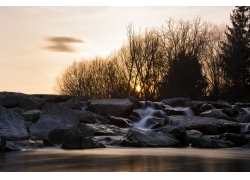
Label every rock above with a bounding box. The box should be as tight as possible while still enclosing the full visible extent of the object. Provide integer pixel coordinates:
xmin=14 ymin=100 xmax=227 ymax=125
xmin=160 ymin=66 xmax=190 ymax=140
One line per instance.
xmin=127 ymin=115 xmax=140 ymax=122
xmin=119 ymin=128 xmax=180 ymax=147
xmin=86 ymin=99 xmax=134 ymax=117
xmin=163 ymin=107 xmax=193 ymax=116
xmin=74 ymin=110 xmax=96 ymax=124
xmin=93 ymin=136 xmax=122 ymax=146
xmin=0 ymin=106 xmax=29 ymax=140
xmin=186 ymin=130 xmax=203 ymax=142
xmin=22 ymin=109 xmax=41 ymax=123
xmin=24 ymin=121 xmax=34 ymax=133
xmin=236 ymin=114 xmax=250 ymax=123
xmin=141 ymin=101 xmax=164 ymax=110
xmin=191 ymin=137 xmax=232 ymax=148
xmin=79 ymin=123 xmax=128 ymax=137
xmin=43 ymin=138 xmax=55 ymax=147
xmin=200 ymin=104 xmax=214 ymax=111
xmin=31 ymin=94 xmax=89 ymax=103
xmin=242 ymin=143 xmax=250 ymax=148
xmin=200 ymin=109 xmax=232 ymax=120
xmin=105 ymin=116 xmax=133 ymax=128
xmin=59 ymin=99 xmax=82 ymax=110
xmin=219 ymin=133 xmax=250 ymax=147
xmin=47 ymin=128 xmax=70 ymax=144
xmin=0 ymin=94 xmax=26 ymax=108
xmin=5 ymin=140 xmax=44 ymax=151
xmin=162 ymin=97 xmax=191 ymax=107
xmin=9 ymin=107 xmax=25 ymax=115
xmin=210 ymin=100 xmax=231 ymax=109
xmin=165 ymin=116 xmax=240 ymax=135
xmin=152 ymin=125 xmax=187 ymax=145
xmin=61 ymin=130 xmax=105 ymax=149
xmin=127 ymin=96 xmax=142 ymax=109
xmin=19 ymin=96 xmax=45 ymax=110
xmin=138 ymin=117 xmax=166 ymax=128
xmin=29 ymin=103 xmax=79 ymax=140
xmin=235 ymin=103 xmax=250 ymax=107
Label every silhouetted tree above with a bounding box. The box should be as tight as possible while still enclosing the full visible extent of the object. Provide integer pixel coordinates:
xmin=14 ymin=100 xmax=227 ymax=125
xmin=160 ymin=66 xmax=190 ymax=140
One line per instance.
xmin=220 ymin=6 xmax=250 ymax=99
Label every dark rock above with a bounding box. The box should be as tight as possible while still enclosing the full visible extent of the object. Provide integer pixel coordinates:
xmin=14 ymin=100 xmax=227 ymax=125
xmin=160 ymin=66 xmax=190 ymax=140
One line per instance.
xmin=151 ymin=123 xmax=163 ymax=129
xmin=74 ymin=110 xmax=96 ymax=124
xmin=236 ymin=114 xmax=250 ymax=123
xmin=93 ymin=136 xmax=122 ymax=146
xmin=22 ymin=109 xmax=41 ymax=123
xmin=0 ymin=137 xmax=6 ymax=151
xmin=119 ymin=128 xmax=180 ymax=147
xmin=200 ymin=104 xmax=214 ymax=111
xmin=105 ymin=116 xmax=133 ymax=128
xmin=210 ymin=100 xmax=231 ymax=109
xmin=191 ymin=137 xmax=232 ymax=148
xmin=59 ymin=99 xmax=82 ymax=110
xmin=240 ymin=123 xmax=250 ymax=133
xmin=0 ymin=94 xmax=26 ymax=108
xmin=186 ymin=130 xmax=203 ymax=142
xmin=162 ymin=97 xmax=191 ymax=107
xmin=235 ymin=103 xmax=250 ymax=108
xmin=24 ymin=121 xmax=34 ymax=133
xmin=4 ymin=140 xmax=44 ymax=151
xmin=200 ymin=109 xmax=232 ymax=120
xmin=141 ymin=101 xmax=164 ymax=110
xmin=152 ymin=125 xmax=187 ymax=145
xmin=219 ymin=133 xmax=250 ymax=147
xmin=47 ymin=128 xmax=70 ymax=144
xmin=31 ymin=94 xmax=89 ymax=103
xmin=163 ymin=108 xmax=186 ymax=116
xmin=10 ymin=107 xmax=25 ymax=115
xmin=43 ymin=138 xmax=55 ymax=147
xmin=19 ymin=96 xmax=45 ymax=110
xmin=79 ymin=123 xmax=129 ymax=137
xmin=0 ymin=105 xmax=29 ymax=140
xmin=29 ymin=103 xmax=79 ymax=140
xmin=127 ymin=115 xmax=140 ymax=122
xmin=86 ymin=99 xmax=134 ymax=117
xmin=165 ymin=116 xmax=240 ymax=135
xmin=127 ymin=96 xmax=142 ymax=109
xmin=61 ymin=131 xmax=105 ymax=149
xmin=242 ymin=143 xmax=250 ymax=148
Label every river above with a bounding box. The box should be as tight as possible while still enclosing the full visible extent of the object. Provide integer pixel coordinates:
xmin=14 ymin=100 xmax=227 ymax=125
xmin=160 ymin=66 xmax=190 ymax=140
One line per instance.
xmin=1 ymin=147 xmax=250 ymax=172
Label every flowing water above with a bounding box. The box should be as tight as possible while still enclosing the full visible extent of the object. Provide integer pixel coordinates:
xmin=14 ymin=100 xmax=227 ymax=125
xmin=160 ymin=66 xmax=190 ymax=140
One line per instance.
xmin=1 ymin=147 xmax=250 ymax=172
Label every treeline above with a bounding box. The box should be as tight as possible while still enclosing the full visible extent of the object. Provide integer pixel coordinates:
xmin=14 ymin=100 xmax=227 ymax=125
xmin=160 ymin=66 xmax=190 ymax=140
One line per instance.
xmin=54 ymin=7 xmax=250 ymax=102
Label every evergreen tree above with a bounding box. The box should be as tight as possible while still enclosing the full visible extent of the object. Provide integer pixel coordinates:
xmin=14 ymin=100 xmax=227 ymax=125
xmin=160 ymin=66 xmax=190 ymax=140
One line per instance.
xmin=220 ymin=6 xmax=250 ymax=98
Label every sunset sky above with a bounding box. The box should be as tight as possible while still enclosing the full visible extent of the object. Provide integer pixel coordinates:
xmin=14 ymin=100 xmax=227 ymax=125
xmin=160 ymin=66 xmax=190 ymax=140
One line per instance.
xmin=0 ymin=1 xmax=239 ymax=94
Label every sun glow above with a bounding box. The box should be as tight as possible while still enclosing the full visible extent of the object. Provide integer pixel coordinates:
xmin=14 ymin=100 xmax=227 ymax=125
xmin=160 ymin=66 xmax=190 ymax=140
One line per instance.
xmin=136 ymin=85 xmax=141 ymax=92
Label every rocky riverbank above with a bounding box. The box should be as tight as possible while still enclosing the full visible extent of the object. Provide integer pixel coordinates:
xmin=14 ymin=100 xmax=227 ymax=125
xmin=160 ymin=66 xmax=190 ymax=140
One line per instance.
xmin=0 ymin=91 xmax=250 ymax=151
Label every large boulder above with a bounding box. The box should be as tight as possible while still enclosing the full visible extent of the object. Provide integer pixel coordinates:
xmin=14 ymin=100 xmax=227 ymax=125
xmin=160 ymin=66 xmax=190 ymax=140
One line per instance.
xmin=3 ymin=140 xmax=44 ymax=151
xmin=162 ymin=97 xmax=191 ymax=107
xmin=186 ymin=130 xmax=203 ymax=142
xmin=0 ymin=94 xmax=26 ymax=108
xmin=200 ymin=109 xmax=232 ymax=120
xmin=0 ymin=106 xmax=29 ymax=140
xmin=219 ymin=133 xmax=250 ymax=147
xmin=191 ymin=137 xmax=233 ymax=148
xmin=74 ymin=110 xmax=97 ymax=124
xmin=209 ymin=100 xmax=231 ymax=109
xmin=165 ymin=116 xmax=240 ymax=135
xmin=105 ymin=116 xmax=133 ymax=128
xmin=19 ymin=96 xmax=45 ymax=110
xmin=59 ymin=99 xmax=82 ymax=110
xmin=119 ymin=128 xmax=180 ymax=147
xmin=79 ymin=123 xmax=128 ymax=137
xmin=61 ymin=130 xmax=105 ymax=149
xmin=47 ymin=128 xmax=70 ymax=144
xmin=86 ymin=99 xmax=134 ymax=117
xmin=22 ymin=109 xmax=41 ymax=123
xmin=29 ymin=103 xmax=79 ymax=140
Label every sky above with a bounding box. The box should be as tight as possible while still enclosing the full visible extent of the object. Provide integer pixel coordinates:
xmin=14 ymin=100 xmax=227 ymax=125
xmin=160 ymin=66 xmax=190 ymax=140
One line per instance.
xmin=0 ymin=1 xmax=241 ymax=94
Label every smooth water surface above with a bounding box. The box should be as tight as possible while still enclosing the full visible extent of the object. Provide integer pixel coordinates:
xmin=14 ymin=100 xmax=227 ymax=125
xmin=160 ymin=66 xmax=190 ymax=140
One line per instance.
xmin=1 ymin=147 xmax=250 ymax=172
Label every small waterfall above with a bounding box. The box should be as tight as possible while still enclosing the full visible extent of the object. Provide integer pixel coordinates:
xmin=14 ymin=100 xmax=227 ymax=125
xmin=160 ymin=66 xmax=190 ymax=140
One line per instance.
xmin=243 ymin=108 xmax=250 ymax=114
xmin=176 ymin=107 xmax=194 ymax=116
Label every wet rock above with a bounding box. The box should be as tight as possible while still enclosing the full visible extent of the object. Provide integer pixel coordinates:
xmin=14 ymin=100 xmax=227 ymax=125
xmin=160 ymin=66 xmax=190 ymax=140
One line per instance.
xmin=0 ymin=106 xmax=29 ymax=140
xmin=219 ymin=133 xmax=250 ymax=147
xmin=47 ymin=128 xmax=70 ymax=144
xmin=165 ymin=116 xmax=240 ymax=135
xmin=162 ymin=97 xmax=191 ymax=107
xmin=86 ymin=99 xmax=134 ymax=117
xmin=191 ymin=137 xmax=232 ymax=148
xmin=0 ymin=94 xmax=26 ymax=108
xmin=32 ymin=94 xmax=88 ymax=103
xmin=5 ymin=140 xmax=44 ymax=151
xmin=210 ymin=100 xmax=231 ymax=109
xmin=186 ymin=130 xmax=203 ymax=143
xmin=127 ymin=115 xmax=140 ymax=122
xmin=119 ymin=128 xmax=180 ymax=147
xmin=22 ymin=109 xmax=41 ymax=123
xmin=152 ymin=125 xmax=187 ymax=144
xmin=142 ymin=117 xmax=166 ymax=128
xmin=141 ymin=101 xmax=164 ymax=110
xmin=19 ymin=96 xmax=45 ymax=110
xmin=235 ymin=103 xmax=250 ymax=107
xmin=105 ymin=116 xmax=133 ymax=128
xmin=43 ymin=138 xmax=55 ymax=147
xmin=127 ymin=96 xmax=142 ymax=109
xmin=74 ymin=110 xmax=96 ymax=124
xmin=163 ymin=108 xmax=186 ymax=116
xmin=93 ymin=136 xmax=122 ymax=146
xmin=236 ymin=114 xmax=250 ymax=123
xmin=10 ymin=107 xmax=25 ymax=115
xmin=200 ymin=109 xmax=232 ymax=121
xmin=29 ymin=103 xmax=79 ymax=140
xmin=61 ymin=130 xmax=105 ymax=149
xmin=200 ymin=104 xmax=214 ymax=111
xmin=79 ymin=123 xmax=129 ymax=137
xmin=59 ymin=99 xmax=82 ymax=110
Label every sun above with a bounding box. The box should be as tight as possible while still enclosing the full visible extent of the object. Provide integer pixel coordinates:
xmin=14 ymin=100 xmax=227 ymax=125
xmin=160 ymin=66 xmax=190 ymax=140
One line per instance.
xmin=136 ymin=85 xmax=141 ymax=92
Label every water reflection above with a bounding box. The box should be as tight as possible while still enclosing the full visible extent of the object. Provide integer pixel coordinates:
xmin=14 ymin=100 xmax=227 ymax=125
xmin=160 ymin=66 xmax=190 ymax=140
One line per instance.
xmin=0 ymin=147 xmax=250 ymax=172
